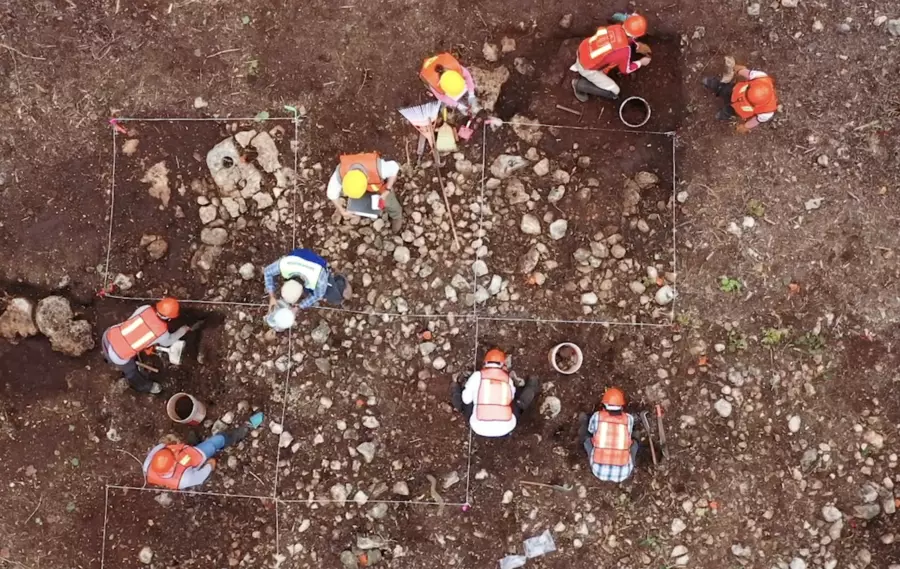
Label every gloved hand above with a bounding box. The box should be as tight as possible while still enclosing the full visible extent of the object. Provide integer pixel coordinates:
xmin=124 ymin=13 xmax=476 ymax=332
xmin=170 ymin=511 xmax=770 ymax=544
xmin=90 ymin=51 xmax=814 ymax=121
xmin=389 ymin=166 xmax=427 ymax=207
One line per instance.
xmin=638 ymin=56 xmax=652 ymax=67
xmin=735 ymin=123 xmax=750 ymax=134
xmin=143 ymin=346 xmax=156 ymax=356
xmin=733 ymin=64 xmax=747 ymax=74
xmin=635 ymin=42 xmax=652 ymax=56
xmin=611 ymin=12 xmax=629 ymax=22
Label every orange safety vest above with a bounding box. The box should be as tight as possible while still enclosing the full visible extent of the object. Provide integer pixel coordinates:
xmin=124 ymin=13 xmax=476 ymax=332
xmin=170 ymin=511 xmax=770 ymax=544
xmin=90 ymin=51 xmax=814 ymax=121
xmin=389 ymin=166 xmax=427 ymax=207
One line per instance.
xmin=591 ymin=410 xmax=632 ymax=466
xmin=146 ymin=444 xmax=205 ymax=490
xmin=106 ymin=307 xmax=169 ymax=361
xmin=339 ymin=152 xmax=385 ymax=194
xmin=419 ymin=53 xmax=465 ymax=97
xmin=730 ymin=76 xmax=778 ymax=120
xmin=475 ymin=367 xmax=513 ymax=422
xmin=578 ymin=25 xmax=631 ymax=70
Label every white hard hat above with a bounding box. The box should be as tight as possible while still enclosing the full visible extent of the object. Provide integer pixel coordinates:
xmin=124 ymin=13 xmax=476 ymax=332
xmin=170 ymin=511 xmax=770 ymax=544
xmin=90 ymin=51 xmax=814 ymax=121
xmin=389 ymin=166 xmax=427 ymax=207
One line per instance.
xmin=281 ymin=280 xmax=304 ymax=304
xmin=268 ymin=307 xmax=296 ymax=330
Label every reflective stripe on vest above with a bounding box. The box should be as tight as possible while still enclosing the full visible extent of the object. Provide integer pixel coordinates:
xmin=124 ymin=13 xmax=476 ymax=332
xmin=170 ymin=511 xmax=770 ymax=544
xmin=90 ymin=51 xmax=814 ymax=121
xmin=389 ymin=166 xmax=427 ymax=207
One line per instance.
xmin=419 ymin=53 xmax=465 ymax=97
xmin=107 ymin=308 xmax=168 ymax=361
xmin=577 ymin=25 xmax=630 ymax=69
xmin=475 ymin=367 xmax=513 ymax=422
xmin=145 ymin=444 xmax=205 ymax=490
xmin=338 ymin=152 xmax=384 ymax=194
xmin=730 ymin=76 xmax=777 ymax=120
xmin=591 ymin=411 xmax=632 ymax=466
xmin=279 ymin=254 xmax=325 ymax=287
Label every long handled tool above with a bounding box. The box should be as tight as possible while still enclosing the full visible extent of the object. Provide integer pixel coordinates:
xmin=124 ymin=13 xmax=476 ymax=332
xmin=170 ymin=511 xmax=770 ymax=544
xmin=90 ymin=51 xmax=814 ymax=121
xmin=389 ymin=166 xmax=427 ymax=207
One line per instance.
xmin=639 ymin=411 xmax=658 ymax=466
xmin=655 ymin=405 xmax=670 ymax=460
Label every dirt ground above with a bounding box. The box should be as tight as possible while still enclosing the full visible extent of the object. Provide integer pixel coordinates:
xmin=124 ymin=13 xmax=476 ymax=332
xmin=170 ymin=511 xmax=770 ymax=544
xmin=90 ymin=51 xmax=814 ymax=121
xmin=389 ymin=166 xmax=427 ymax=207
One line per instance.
xmin=2 ymin=1 xmax=900 ymax=569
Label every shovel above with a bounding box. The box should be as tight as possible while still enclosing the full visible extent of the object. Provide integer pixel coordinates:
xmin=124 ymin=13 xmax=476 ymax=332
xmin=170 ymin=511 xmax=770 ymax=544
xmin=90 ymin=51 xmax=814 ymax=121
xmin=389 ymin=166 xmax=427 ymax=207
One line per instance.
xmin=156 ymin=340 xmax=186 ymax=365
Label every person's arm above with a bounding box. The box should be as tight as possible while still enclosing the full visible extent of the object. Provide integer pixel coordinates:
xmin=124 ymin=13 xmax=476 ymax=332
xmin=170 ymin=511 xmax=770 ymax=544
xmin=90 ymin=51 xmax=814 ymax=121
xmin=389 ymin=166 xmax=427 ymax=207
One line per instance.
xmin=327 ymin=169 xmax=350 ymax=218
xmin=155 ymin=326 xmax=189 ymax=348
xmin=462 ymin=68 xmax=480 ymax=113
xmin=429 ymin=85 xmax=459 ymax=108
xmin=178 ymin=464 xmax=214 ymax=489
xmin=628 ymin=414 xmax=636 ymax=434
xmin=297 ymin=270 xmax=329 ymax=309
xmin=263 ymin=260 xmax=282 ymax=306
xmin=461 ymin=371 xmax=480 ymax=404
xmin=737 ymin=117 xmax=760 ymax=133
xmin=587 ymin=412 xmax=600 ymax=434
xmin=379 ymin=159 xmax=400 ymax=191
xmin=613 ymin=48 xmax=642 ymax=75
xmin=331 ymin=198 xmax=349 ymax=217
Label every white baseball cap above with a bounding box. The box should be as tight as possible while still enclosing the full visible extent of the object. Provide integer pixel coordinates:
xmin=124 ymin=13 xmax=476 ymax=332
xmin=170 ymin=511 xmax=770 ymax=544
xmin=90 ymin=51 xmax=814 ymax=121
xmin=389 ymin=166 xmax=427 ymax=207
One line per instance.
xmin=281 ymin=280 xmax=304 ymax=304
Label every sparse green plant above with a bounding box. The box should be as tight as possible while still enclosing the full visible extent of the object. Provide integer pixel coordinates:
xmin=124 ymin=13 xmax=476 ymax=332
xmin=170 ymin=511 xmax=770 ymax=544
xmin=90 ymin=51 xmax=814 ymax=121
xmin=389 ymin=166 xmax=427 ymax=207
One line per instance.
xmin=727 ymin=330 xmax=748 ymax=352
xmin=639 ymin=535 xmax=660 ymax=549
xmin=675 ymin=312 xmax=696 ymax=328
xmin=719 ymin=276 xmax=743 ymax=293
xmin=761 ymin=328 xmax=789 ymax=346
xmin=747 ymin=198 xmax=765 ymax=218
xmin=796 ymin=332 xmax=825 ymax=354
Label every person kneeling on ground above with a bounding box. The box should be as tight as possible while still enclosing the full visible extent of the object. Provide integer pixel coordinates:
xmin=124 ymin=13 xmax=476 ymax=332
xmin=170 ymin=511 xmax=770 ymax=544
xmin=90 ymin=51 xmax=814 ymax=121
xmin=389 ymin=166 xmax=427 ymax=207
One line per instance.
xmin=143 ymin=412 xmax=263 ymax=490
xmin=450 ymin=348 xmax=540 ymax=438
xmin=580 ymin=387 xmax=638 ymax=483
xmin=419 ymin=52 xmax=480 ymax=116
xmin=571 ymin=13 xmax=651 ymax=102
xmin=263 ymin=248 xmax=351 ymax=313
xmin=327 ymin=151 xmax=404 ymax=232
xmin=702 ymin=61 xmax=778 ymax=134
xmin=100 ymin=297 xmax=190 ymax=395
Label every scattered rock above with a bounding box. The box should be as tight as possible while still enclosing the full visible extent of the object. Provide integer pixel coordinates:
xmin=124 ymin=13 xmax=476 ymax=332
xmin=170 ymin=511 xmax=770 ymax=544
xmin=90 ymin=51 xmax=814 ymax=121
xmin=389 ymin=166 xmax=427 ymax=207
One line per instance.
xmin=521 ymin=246 xmax=540 ymax=274
xmin=520 ymin=214 xmax=541 ymax=235
xmin=235 ymin=130 xmax=256 ymax=148
xmin=141 ymin=161 xmax=170 ymax=207
xmin=505 ymin=178 xmax=530 ymax=205
xmin=532 ymin=158 xmax=550 ymax=177
xmin=310 ymin=321 xmax=331 ymax=344
xmin=199 ymin=204 xmax=218 ymax=224
xmin=655 ymin=285 xmax=675 ymax=306
xmin=781 ymin=0 xmax=799 ymax=7
xmin=482 ymin=42 xmax=499 ymax=62
xmin=540 ymin=396 xmax=561 ymax=418
xmin=501 ymin=36 xmax=516 ymax=53
xmin=339 ymin=550 xmax=358 ymax=569
xmin=252 ymin=191 xmax=274 ymax=210
xmin=863 ymin=430 xmax=884 ymax=449
xmin=34 ymin=296 xmax=94 ymax=356
xmin=394 ymin=246 xmax=411 ymax=264
xmin=888 ymin=19 xmax=900 ymax=36
xmin=789 ymin=558 xmax=806 ymax=569
xmin=671 ymin=518 xmax=687 ymax=535
xmin=714 ymin=399 xmax=733 ymax=418
xmin=138 ymin=546 xmax=153 ymax=565
xmin=154 ymin=492 xmax=173 ymax=508
xmin=392 ymin=481 xmax=410 ymax=496
xmin=634 ymin=171 xmax=659 ymax=189
xmin=469 ymin=66 xmax=510 ymax=112
xmin=822 ymin=505 xmax=843 ymax=523
xmin=747 ymin=2 xmax=760 ymax=16
xmin=472 ymin=260 xmax=489 ymax=278
xmin=0 ymin=298 xmax=38 ymax=341
xmin=432 ymin=357 xmax=447 ymax=370
xmin=490 ymin=154 xmax=528 ymax=178
xmin=788 ymin=415 xmax=801 ymax=433
xmin=200 ymin=227 xmax=228 ymax=246
xmin=559 ymin=13 xmax=573 ymax=28
xmin=853 ymin=503 xmax=881 ymax=520
xmin=357 ymin=442 xmax=376 ymax=463
xmin=206 ymin=138 xmax=243 ymax=194
xmin=513 ymin=57 xmax=534 ymax=76
xmin=581 ymin=293 xmax=598 ymax=306
xmin=239 ymin=263 xmax=255 ymax=280
xmin=547 ymin=186 xmax=565 ymax=203
xmin=443 ymin=471 xmax=461 ymax=489
xmin=250 ymin=132 xmax=281 ymax=173
xmin=549 ymin=219 xmax=568 ymax=240
xmin=122 ymin=139 xmax=139 ymax=156
xmin=193 ymin=96 xmax=208 ymax=109
xmin=510 ymin=115 xmax=542 ymax=145
xmin=611 ymin=244 xmax=627 ymax=259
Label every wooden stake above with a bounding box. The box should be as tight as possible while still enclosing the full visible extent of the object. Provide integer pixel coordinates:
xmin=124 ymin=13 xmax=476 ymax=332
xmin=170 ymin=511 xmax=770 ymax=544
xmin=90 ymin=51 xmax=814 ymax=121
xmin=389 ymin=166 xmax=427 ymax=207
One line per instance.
xmin=429 ymin=126 xmax=462 ymax=251
xmin=136 ymin=361 xmax=159 ymax=373
xmin=556 ymin=104 xmax=582 ymax=116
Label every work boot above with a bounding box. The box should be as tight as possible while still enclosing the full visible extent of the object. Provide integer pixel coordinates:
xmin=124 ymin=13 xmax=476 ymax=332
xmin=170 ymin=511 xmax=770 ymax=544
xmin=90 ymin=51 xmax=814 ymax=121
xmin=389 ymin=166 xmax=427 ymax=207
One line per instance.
xmin=715 ymin=107 xmax=734 ymax=121
xmin=391 ymin=216 xmax=404 ymax=233
xmin=702 ymin=76 xmax=722 ymax=93
xmin=224 ymin=426 xmax=250 ymax=446
xmin=149 ymin=382 xmax=162 ymax=395
xmin=515 ymin=377 xmax=541 ymax=412
xmin=571 ymin=79 xmax=589 ymax=103
xmin=450 ymin=383 xmax=464 ymax=412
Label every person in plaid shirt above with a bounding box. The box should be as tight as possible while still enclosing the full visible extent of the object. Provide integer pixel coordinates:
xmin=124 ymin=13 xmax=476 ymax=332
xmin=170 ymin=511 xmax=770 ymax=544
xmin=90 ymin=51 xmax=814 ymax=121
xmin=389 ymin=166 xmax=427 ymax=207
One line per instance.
xmin=581 ymin=387 xmax=638 ymax=483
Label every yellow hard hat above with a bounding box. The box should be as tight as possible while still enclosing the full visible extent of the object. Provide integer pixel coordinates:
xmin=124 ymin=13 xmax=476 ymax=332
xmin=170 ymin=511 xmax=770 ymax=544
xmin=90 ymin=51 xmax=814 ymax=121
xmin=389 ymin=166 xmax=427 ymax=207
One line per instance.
xmin=439 ymin=70 xmax=467 ymax=99
xmin=342 ymin=169 xmax=368 ymax=199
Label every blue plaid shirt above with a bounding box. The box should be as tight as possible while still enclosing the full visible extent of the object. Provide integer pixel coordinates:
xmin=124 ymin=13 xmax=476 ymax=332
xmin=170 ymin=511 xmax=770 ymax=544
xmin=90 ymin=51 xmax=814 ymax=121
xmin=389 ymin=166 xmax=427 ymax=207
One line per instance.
xmin=263 ymin=259 xmax=330 ymax=310
xmin=585 ymin=411 xmax=636 ymax=483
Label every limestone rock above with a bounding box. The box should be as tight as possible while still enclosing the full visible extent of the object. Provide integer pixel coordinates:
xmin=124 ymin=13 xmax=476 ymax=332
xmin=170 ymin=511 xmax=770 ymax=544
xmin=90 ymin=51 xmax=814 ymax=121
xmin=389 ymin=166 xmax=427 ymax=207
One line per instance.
xmin=505 ymin=178 xmax=530 ymax=205
xmin=490 ymin=155 xmax=528 ymax=179
xmin=201 ymin=227 xmax=228 ymax=246
xmin=250 ymin=132 xmax=281 ymax=173
xmin=510 ymin=114 xmax=542 ymax=145
xmin=206 ymin=138 xmax=243 ymax=194
xmin=469 ymin=66 xmax=510 ymax=112
xmin=141 ymin=161 xmax=170 ymax=207
xmin=520 ymin=214 xmax=541 ymax=235
xmin=35 ymin=296 xmax=94 ymax=356
xmin=549 ymin=219 xmax=568 ymax=240
xmin=0 ymin=298 xmax=38 ymax=341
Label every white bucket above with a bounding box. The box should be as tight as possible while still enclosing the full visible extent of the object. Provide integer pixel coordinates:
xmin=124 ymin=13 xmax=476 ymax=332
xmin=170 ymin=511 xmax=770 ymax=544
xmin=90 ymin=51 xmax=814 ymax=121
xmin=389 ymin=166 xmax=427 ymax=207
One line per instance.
xmin=548 ymin=342 xmax=584 ymax=375
xmin=265 ymin=303 xmax=296 ymax=331
xmin=166 ymin=392 xmax=207 ymax=425
xmin=619 ymin=96 xmax=652 ymax=128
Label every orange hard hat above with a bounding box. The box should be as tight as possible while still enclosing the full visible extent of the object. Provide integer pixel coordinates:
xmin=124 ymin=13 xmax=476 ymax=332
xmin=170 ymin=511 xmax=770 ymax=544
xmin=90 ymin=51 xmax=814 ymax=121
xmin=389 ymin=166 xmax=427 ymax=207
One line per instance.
xmin=483 ymin=348 xmax=507 ymax=369
xmin=156 ymin=297 xmax=180 ymax=319
xmin=601 ymin=387 xmax=626 ymax=408
xmin=746 ymin=80 xmax=774 ymax=105
xmin=623 ymin=14 xmax=648 ymax=38
xmin=150 ymin=448 xmax=176 ymax=474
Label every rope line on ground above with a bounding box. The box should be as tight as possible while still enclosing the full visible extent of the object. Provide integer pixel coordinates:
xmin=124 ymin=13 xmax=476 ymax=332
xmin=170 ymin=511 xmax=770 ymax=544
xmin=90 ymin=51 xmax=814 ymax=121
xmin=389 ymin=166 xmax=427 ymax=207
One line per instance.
xmin=492 ymin=119 xmax=676 ymax=137
xmin=111 ymin=116 xmax=297 ymax=122
xmin=670 ymin=135 xmax=678 ymax=318
xmin=102 ymin=129 xmax=117 ymax=291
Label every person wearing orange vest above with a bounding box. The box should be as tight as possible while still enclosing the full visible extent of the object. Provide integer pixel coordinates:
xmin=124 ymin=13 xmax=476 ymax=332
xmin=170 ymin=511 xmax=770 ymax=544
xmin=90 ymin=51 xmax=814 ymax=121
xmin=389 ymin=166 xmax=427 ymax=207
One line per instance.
xmin=327 ymin=152 xmax=404 ymax=232
xmin=100 ymin=298 xmax=190 ymax=394
xmin=570 ymin=13 xmax=651 ymax=102
xmin=142 ymin=412 xmax=264 ymax=490
xmin=450 ymin=348 xmax=540 ymax=438
xmin=419 ymin=53 xmax=480 ymax=115
xmin=702 ymin=65 xmax=778 ymax=133
xmin=581 ymin=387 xmax=637 ymax=483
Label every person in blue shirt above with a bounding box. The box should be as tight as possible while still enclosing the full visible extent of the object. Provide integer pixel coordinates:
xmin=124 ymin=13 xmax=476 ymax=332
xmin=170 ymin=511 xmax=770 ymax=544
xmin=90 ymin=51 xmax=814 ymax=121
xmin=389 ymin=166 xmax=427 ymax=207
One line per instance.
xmin=262 ymin=248 xmax=350 ymax=310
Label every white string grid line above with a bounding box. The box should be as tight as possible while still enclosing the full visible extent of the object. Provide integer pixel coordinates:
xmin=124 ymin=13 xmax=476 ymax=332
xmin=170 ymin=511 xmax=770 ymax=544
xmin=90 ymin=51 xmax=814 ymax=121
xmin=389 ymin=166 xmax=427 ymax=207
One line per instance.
xmin=97 ymin=117 xmax=680 ymax=565
xmin=113 ymin=116 xmax=297 ymax=122
xmin=102 ymin=128 xmax=117 ymax=291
